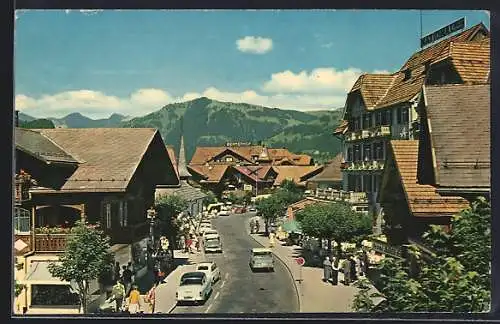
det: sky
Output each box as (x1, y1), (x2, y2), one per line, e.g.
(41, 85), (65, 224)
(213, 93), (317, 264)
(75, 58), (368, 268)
(14, 9), (490, 119)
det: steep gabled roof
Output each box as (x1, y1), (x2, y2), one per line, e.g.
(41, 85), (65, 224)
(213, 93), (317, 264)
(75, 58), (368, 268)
(347, 23), (489, 111)
(15, 128), (80, 164)
(187, 164), (230, 183)
(424, 84), (490, 189)
(31, 128), (175, 192)
(389, 140), (468, 217)
(307, 153), (343, 182)
(166, 145), (179, 181)
(272, 165), (323, 187)
(233, 165), (274, 182)
(177, 136), (192, 179)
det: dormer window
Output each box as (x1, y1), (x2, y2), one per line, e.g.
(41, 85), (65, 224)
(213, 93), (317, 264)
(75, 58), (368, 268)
(403, 69), (411, 81)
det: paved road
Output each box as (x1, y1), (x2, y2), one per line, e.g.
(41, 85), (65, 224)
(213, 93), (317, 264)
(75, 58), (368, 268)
(171, 212), (299, 314)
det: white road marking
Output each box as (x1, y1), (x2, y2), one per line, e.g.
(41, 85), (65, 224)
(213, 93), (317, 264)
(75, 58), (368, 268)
(214, 291), (220, 300)
(205, 304), (213, 313)
(225, 273), (229, 280)
(220, 280), (225, 288)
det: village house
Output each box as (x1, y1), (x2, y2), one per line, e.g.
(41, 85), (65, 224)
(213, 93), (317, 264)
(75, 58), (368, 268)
(14, 126), (178, 314)
(187, 143), (318, 196)
(306, 153), (343, 190)
(379, 83), (490, 248)
(334, 22), (490, 221)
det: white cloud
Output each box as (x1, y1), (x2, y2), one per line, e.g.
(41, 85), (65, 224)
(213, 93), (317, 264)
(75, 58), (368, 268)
(262, 67), (363, 94)
(236, 36), (273, 54)
(320, 42), (334, 49)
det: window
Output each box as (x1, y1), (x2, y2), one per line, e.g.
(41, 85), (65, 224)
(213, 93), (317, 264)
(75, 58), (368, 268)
(105, 203), (112, 229)
(225, 156), (233, 162)
(364, 175), (373, 192)
(353, 118), (359, 131)
(354, 145), (361, 162)
(363, 144), (372, 161)
(375, 111), (382, 126)
(14, 207), (30, 233)
(119, 201), (128, 227)
(347, 147), (353, 162)
(397, 107), (408, 124)
(365, 113), (372, 128)
(385, 110), (393, 125)
(31, 285), (79, 306)
(397, 107), (402, 123)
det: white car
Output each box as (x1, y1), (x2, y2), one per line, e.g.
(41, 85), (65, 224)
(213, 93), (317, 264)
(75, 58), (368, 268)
(218, 209), (230, 216)
(199, 224), (212, 234)
(196, 262), (221, 285)
(202, 228), (219, 238)
(176, 271), (212, 305)
(203, 233), (223, 253)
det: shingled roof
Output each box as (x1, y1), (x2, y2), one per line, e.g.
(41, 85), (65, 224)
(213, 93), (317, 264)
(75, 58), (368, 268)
(307, 153), (343, 183)
(272, 165), (323, 187)
(15, 128), (80, 164)
(155, 180), (207, 202)
(188, 164), (230, 183)
(423, 84), (490, 189)
(189, 145), (312, 166)
(389, 140), (468, 217)
(347, 23), (489, 111)
(27, 128), (175, 192)
(233, 165), (274, 183)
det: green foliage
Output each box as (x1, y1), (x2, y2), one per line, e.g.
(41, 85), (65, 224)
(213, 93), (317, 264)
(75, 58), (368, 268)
(47, 220), (113, 313)
(203, 190), (218, 206)
(296, 202), (372, 250)
(351, 278), (377, 312)
(19, 118), (55, 129)
(354, 198), (491, 312)
(155, 194), (189, 245)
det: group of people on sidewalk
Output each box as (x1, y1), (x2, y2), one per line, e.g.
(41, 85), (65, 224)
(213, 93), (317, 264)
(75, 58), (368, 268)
(109, 261), (142, 313)
(322, 251), (369, 286)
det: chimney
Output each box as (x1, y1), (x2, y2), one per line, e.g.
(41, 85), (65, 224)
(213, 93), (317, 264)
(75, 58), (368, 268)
(15, 110), (19, 127)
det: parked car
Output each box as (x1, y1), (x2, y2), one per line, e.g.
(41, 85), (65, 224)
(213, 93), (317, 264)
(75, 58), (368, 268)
(218, 209), (230, 216)
(249, 248), (274, 272)
(248, 206), (256, 212)
(203, 234), (223, 253)
(196, 261), (221, 285)
(202, 228), (219, 238)
(199, 224), (213, 235)
(176, 272), (212, 305)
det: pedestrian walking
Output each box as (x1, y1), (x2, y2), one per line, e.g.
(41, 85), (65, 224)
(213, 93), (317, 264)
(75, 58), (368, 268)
(145, 283), (157, 313)
(362, 250), (369, 276)
(269, 232), (276, 248)
(127, 285), (141, 314)
(121, 265), (133, 295)
(331, 256), (339, 285)
(349, 255), (358, 282)
(322, 256), (332, 282)
(354, 254), (362, 278)
(343, 257), (351, 286)
(113, 262), (121, 283)
(111, 280), (126, 312)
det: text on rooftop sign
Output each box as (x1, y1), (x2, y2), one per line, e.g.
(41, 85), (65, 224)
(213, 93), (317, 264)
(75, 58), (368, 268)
(420, 17), (465, 48)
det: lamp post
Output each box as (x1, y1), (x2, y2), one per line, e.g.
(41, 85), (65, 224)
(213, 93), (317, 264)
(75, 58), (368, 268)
(147, 206), (157, 250)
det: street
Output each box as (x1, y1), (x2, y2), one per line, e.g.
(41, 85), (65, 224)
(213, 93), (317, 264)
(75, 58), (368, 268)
(171, 212), (299, 314)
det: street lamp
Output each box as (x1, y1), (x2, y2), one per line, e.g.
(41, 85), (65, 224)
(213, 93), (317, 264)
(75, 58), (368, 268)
(147, 206), (157, 248)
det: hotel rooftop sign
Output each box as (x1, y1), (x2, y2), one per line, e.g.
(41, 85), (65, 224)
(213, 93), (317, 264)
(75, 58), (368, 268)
(420, 17), (465, 48)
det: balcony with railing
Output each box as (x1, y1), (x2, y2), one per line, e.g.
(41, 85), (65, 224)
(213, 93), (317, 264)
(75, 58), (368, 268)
(31, 222), (150, 252)
(313, 188), (368, 204)
(344, 125), (391, 143)
(342, 160), (385, 172)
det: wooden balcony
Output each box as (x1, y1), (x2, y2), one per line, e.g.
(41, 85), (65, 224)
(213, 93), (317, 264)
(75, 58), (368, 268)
(371, 238), (403, 258)
(313, 188), (368, 204)
(32, 222), (151, 252)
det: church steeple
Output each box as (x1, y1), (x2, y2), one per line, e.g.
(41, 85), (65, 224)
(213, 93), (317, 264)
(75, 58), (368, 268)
(177, 117), (192, 179)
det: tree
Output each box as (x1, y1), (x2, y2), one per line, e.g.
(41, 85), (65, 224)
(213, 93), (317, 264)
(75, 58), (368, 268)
(155, 194), (188, 252)
(353, 198), (491, 312)
(47, 220), (113, 313)
(202, 190), (217, 206)
(20, 118), (55, 129)
(256, 195), (283, 235)
(296, 201), (372, 255)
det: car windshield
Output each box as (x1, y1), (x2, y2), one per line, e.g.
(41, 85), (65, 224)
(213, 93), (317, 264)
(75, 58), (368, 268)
(180, 277), (203, 286)
(197, 266), (209, 270)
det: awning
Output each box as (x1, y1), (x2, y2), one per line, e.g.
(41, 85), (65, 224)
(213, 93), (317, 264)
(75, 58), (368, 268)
(281, 220), (302, 234)
(22, 261), (69, 285)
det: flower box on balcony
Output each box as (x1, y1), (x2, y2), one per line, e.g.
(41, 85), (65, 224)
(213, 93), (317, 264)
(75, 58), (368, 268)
(380, 126), (391, 136)
(362, 130), (371, 139)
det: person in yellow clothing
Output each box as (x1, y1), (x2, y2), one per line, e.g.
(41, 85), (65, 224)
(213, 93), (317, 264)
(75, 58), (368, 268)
(269, 232), (276, 248)
(127, 285), (141, 314)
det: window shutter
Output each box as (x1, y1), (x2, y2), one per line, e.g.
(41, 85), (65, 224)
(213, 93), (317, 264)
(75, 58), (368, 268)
(123, 201), (128, 227)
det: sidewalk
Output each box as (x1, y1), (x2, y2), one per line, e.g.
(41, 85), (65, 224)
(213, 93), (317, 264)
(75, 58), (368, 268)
(153, 250), (206, 313)
(248, 217), (382, 312)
